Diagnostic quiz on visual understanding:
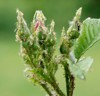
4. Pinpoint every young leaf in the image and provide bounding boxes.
[68,57,93,80]
[74,18,100,59]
